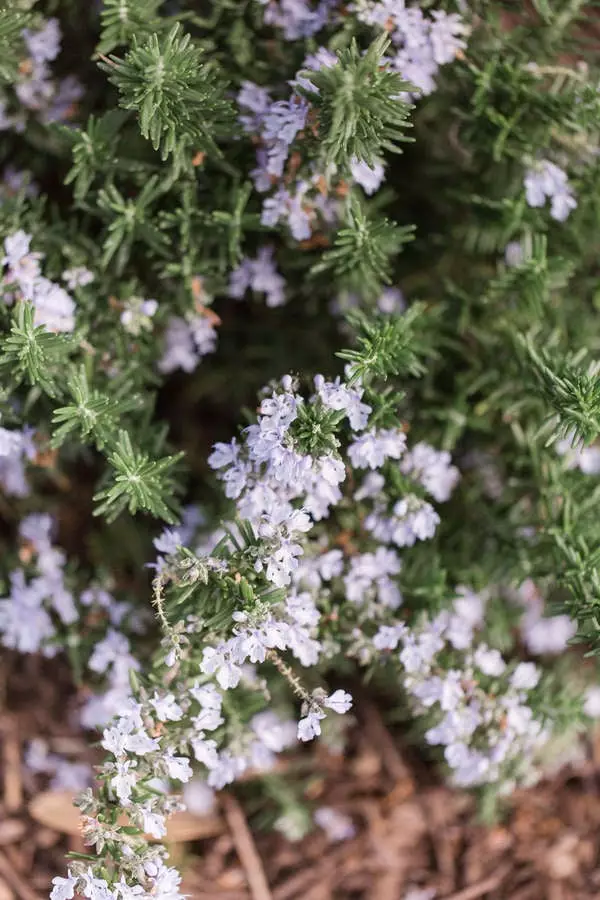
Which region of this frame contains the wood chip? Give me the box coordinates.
[0,878,14,900]
[0,823,25,848]
[2,731,22,812]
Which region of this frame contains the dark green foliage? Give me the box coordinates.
[302,34,413,168]
[94,430,184,523]
[312,194,415,299]
[0,302,73,398]
[0,8,30,83]
[100,24,236,162]
[339,304,433,386]
[51,366,143,450]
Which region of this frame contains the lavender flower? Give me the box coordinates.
[314,806,356,841]
[350,157,386,194]
[524,160,577,222]
[158,314,217,374]
[2,231,76,332]
[353,1,467,96]
[228,247,286,307]
[259,0,336,40]
[120,297,158,336]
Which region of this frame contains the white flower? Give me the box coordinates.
[200,646,243,689]
[324,689,353,714]
[350,157,385,195]
[297,710,325,741]
[183,779,216,815]
[190,682,223,710]
[111,759,137,804]
[373,623,406,650]
[80,869,115,900]
[206,750,247,789]
[113,877,146,900]
[50,872,77,900]
[191,736,219,768]
[524,160,576,222]
[89,630,133,674]
[163,753,193,783]
[141,807,167,839]
[314,374,371,431]
[144,861,184,900]
[208,439,239,470]
[120,297,158,335]
[510,662,540,691]
[31,277,76,332]
[354,471,385,501]
[348,428,406,470]
[3,230,41,289]
[400,443,459,502]
[474,645,506,677]
[101,725,129,757]
[62,266,94,289]
[125,731,160,755]
[193,706,223,732]
[150,692,183,722]
[583,686,600,718]
[523,614,576,655]
[0,428,23,458]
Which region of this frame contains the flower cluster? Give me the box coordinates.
[50,627,351,897]
[0,513,146,731]
[2,231,79,332]
[392,597,549,791]
[158,312,218,374]
[555,432,600,474]
[257,0,338,40]
[0,18,82,132]
[352,0,468,95]
[229,246,287,308]
[0,423,36,497]
[524,160,577,222]
[25,739,92,792]
[237,50,402,241]
[0,1,599,898]
[513,579,577,657]
[0,514,77,654]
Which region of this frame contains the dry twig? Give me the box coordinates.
[0,852,41,900]
[358,696,411,784]
[440,864,512,900]
[221,793,272,900]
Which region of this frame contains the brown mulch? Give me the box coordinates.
[2,653,600,900]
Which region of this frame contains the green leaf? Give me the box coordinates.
[0,9,30,83]
[312,193,414,300]
[338,304,433,386]
[93,429,184,523]
[515,334,600,446]
[62,111,129,202]
[99,23,236,161]
[0,302,73,399]
[300,33,413,169]
[97,0,164,55]
[51,366,142,450]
